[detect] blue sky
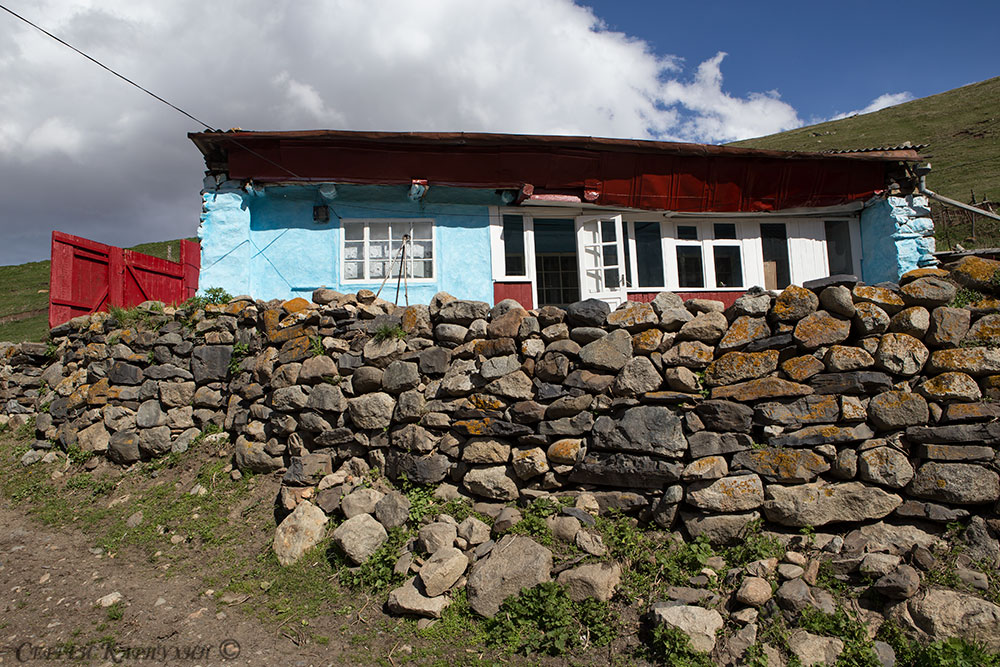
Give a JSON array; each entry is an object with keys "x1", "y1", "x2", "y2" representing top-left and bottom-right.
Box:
[
  {"x1": 0, "y1": 0, "x2": 996, "y2": 264},
  {"x1": 587, "y1": 0, "x2": 999, "y2": 125}
]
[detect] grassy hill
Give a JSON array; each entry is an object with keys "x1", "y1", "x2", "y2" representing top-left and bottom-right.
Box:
[
  {"x1": 731, "y1": 76, "x2": 1000, "y2": 249},
  {"x1": 0, "y1": 238, "x2": 196, "y2": 343}
]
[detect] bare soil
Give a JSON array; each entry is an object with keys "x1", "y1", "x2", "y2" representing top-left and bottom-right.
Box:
[{"x1": 0, "y1": 498, "x2": 359, "y2": 667}]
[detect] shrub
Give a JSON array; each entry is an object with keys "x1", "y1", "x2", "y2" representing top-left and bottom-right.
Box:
[
  {"x1": 645, "y1": 624, "x2": 713, "y2": 666},
  {"x1": 182, "y1": 287, "x2": 232, "y2": 310},
  {"x1": 373, "y1": 324, "x2": 406, "y2": 342},
  {"x1": 228, "y1": 342, "x2": 249, "y2": 375},
  {"x1": 484, "y1": 582, "x2": 615, "y2": 655}
]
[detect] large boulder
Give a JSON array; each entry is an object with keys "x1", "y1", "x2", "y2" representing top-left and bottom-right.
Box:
[
  {"x1": 419, "y1": 547, "x2": 468, "y2": 597},
  {"x1": 686, "y1": 474, "x2": 764, "y2": 512},
  {"x1": 191, "y1": 345, "x2": 233, "y2": 383},
  {"x1": 875, "y1": 334, "x2": 929, "y2": 376},
  {"x1": 388, "y1": 578, "x2": 451, "y2": 619},
  {"x1": 650, "y1": 604, "x2": 725, "y2": 653},
  {"x1": 771, "y1": 285, "x2": 818, "y2": 322},
  {"x1": 703, "y1": 350, "x2": 779, "y2": 387},
  {"x1": 887, "y1": 588, "x2": 1000, "y2": 651},
  {"x1": 346, "y1": 392, "x2": 396, "y2": 429},
  {"x1": 578, "y1": 329, "x2": 633, "y2": 372},
  {"x1": 556, "y1": 562, "x2": 621, "y2": 602},
  {"x1": 858, "y1": 446, "x2": 915, "y2": 489},
  {"x1": 868, "y1": 391, "x2": 929, "y2": 430},
  {"x1": 763, "y1": 481, "x2": 902, "y2": 527},
  {"x1": 793, "y1": 311, "x2": 851, "y2": 349},
  {"x1": 731, "y1": 448, "x2": 829, "y2": 483},
  {"x1": 909, "y1": 462, "x2": 1000, "y2": 504},
  {"x1": 332, "y1": 513, "x2": 388, "y2": 565},
  {"x1": 273, "y1": 501, "x2": 329, "y2": 566},
  {"x1": 466, "y1": 535, "x2": 552, "y2": 617},
  {"x1": 590, "y1": 405, "x2": 686, "y2": 457},
  {"x1": 566, "y1": 299, "x2": 611, "y2": 327},
  {"x1": 787, "y1": 630, "x2": 844, "y2": 666},
  {"x1": 463, "y1": 465, "x2": 519, "y2": 501}
]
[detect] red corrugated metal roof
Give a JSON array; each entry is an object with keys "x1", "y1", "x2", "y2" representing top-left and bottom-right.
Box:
[{"x1": 189, "y1": 130, "x2": 920, "y2": 213}]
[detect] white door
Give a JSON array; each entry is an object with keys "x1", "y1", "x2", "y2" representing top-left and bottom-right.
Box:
[{"x1": 575, "y1": 214, "x2": 627, "y2": 308}]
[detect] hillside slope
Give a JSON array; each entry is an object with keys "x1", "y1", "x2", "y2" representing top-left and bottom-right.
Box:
[
  {"x1": 0, "y1": 238, "x2": 196, "y2": 343},
  {"x1": 732, "y1": 76, "x2": 1000, "y2": 247}
]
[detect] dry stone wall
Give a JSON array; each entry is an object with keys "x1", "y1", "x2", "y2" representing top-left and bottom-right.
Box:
[{"x1": 4, "y1": 256, "x2": 1000, "y2": 546}]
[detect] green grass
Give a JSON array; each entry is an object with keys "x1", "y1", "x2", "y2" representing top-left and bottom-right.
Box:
[
  {"x1": 0, "y1": 237, "x2": 197, "y2": 343},
  {"x1": 730, "y1": 76, "x2": 1000, "y2": 250}
]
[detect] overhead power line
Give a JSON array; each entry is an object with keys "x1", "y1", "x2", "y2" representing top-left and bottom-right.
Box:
[
  {"x1": 0, "y1": 2, "x2": 214, "y2": 131},
  {"x1": 0, "y1": 2, "x2": 308, "y2": 181}
]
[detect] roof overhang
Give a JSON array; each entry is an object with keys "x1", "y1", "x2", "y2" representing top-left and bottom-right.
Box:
[{"x1": 188, "y1": 129, "x2": 922, "y2": 214}]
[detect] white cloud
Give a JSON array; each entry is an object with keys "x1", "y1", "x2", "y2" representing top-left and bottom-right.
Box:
[
  {"x1": 829, "y1": 91, "x2": 913, "y2": 120},
  {"x1": 0, "y1": 0, "x2": 810, "y2": 264},
  {"x1": 661, "y1": 52, "x2": 801, "y2": 143}
]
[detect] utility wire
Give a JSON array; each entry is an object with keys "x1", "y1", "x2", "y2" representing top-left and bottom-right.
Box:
[
  {"x1": 0, "y1": 2, "x2": 308, "y2": 182},
  {"x1": 0, "y1": 2, "x2": 214, "y2": 131}
]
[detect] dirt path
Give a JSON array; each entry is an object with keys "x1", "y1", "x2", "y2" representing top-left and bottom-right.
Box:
[{"x1": 0, "y1": 502, "x2": 351, "y2": 667}]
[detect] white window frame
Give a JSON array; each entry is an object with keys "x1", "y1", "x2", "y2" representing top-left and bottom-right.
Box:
[
  {"x1": 489, "y1": 208, "x2": 536, "y2": 283},
  {"x1": 621, "y1": 217, "x2": 668, "y2": 291},
  {"x1": 340, "y1": 218, "x2": 436, "y2": 284},
  {"x1": 662, "y1": 221, "x2": 753, "y2": 291}
]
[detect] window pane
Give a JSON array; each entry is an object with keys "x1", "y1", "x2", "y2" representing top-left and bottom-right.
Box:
[
  {"x1": 411, "y1": 221, "x2": 432, "y2": 239},
  {"x1": 604, "y1": 268, "x2": 620, "y2": 289},
  {"x1": 343, "y1": 241, "x2": 364, "y2": 261},
  {"x1": 413, "y1": 260, "x2": 433, "y2": 279},
  {"x1": 502, "y1": 215, "x2": 526, "y2": 276},
  {"x1": 411, "y1": 240, "x2": 432, "y2": 259},
  {"x1": 370, "y1": 240, "x2": 389, "y2": 260},
  {"x1": 390, "y1": 224, "x2": 409, "y2": 240},
  {"x1": 602, "y1": 243, "x2": 618, "y2": 268},
  {"x1": 344, "y1": 224, "x2": 363, "y2": 241},
  {"x1": 825, "y1": 220, "x2": 854, "y2": 276},
  {"x1": 676, "y1": 246, "x2": 704, "y2": 287},
  {"x1": 370, "y1": 260, "x2": 388, "y2": 279},
  {"x1": 714, "y1": 223, "x2": 737, "y2": 240},
  {"x1": 344, "y1": 261, "x2": 363, "y2": 280},
  {"x1": 760, "y1": 223, "x2": 791, "y2": 290},
  {"x1": 634, "y1": 221, "x2": 664, "y2": 288},
  {"x1": 370, "y1": 224, "x2": 389, "y2": 240},
  {"x1": 677, "y1": 225, "x2": 698, "y2": 241},
  {"x1": 601, "y1": 219, "x2": 616, "y2": 242},
  {"x1": 713, "y1": 246, "x2": 743, "y2": 288}
]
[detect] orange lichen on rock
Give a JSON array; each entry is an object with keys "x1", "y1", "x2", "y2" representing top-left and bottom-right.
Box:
[
  {"x1": 949, "y1": 255, "x2": 1000, "y2": 292},
  {"x1": 704, "y1": 350, "x2": 779, "y2": 386},
  {"x1": 711, "y1": 377, "x2": 813, "y2": 402},
  {"x1": 781, "y1": 355, "x2": 825, "y2": 382},
  {"x1": 282, "y1": 297, "x2": 311, "y2": 314}
]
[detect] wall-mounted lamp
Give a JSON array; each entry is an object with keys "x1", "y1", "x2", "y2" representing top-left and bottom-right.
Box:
[{"x1": 408, "y1": 179, "x2": 429, "y2": 202}]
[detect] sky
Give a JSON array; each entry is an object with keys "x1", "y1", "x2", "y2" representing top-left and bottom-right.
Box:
[{"x1": 0, "y1": 0, "x2": 997, "y2": 266}]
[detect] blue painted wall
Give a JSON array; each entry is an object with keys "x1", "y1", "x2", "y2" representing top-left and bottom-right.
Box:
[
  {"x1": 860, "y1": 194, "x2": 936, "y2": 284},
  {"x1": 198, "y1": 183, "x2": 496, "y2": 303}
]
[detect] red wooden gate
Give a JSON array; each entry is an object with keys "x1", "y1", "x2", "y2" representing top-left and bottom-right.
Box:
[{"x1": 48, "y1": 231, "x2": 200, "y2": 328}]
